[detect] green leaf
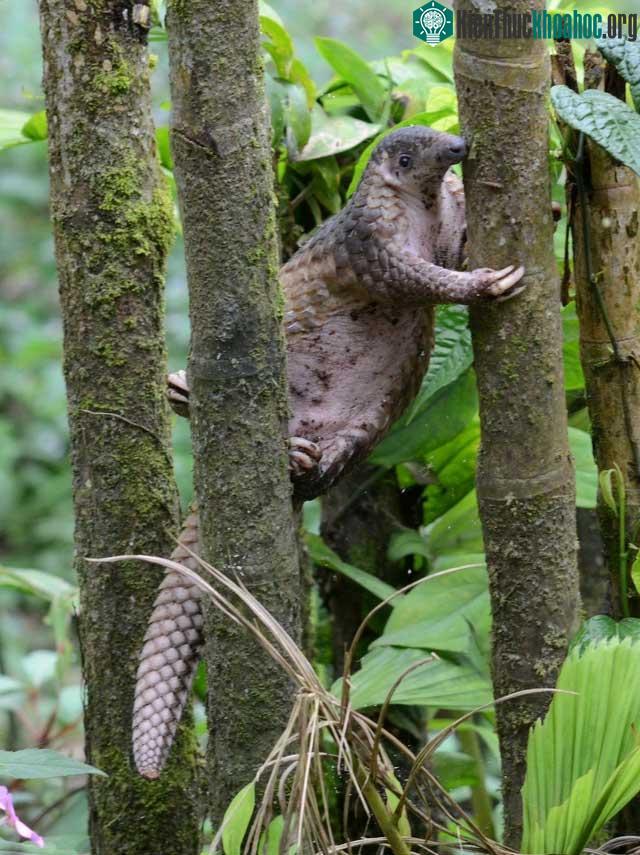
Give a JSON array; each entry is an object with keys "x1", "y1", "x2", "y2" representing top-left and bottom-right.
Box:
[
  {"x1": 568, "y1": 427, "x2": 597, "y2": 509},
  {"x1": 433, "y1": 750, "x2": 480, "y2": 790},
  {"x1": 0, "y1": 567, "x2": 75, "y2": 601},
  {"x1": 222, "y1": 782, "x2": 256, "y2": 855},
  {"x1": 155, "y1": 126, "x2": 173, "y2": 170},
  {"x1": 334, "y1": 646, "x2": 492, "y2": 710},
  {"x1": 372, "y1": 563, "x2": 489, "y2": 654},
  {"x1": 551, "y1": 86, "x2": 640, "y2": 177},
  {"x1": 406, "y1": 306, "x2": 473, "y2": 421},
  {"x1": 306, "y1": 534, "x2": 396, "y2": 601},
  {"x1": 315, "y1": 37, "x2": 387, "y2": 122},
  {"x1": 0, "y1": 676, "x2": 25, "y2": 712},
  {"x1": 571, "y1": 615, "x2": 640, "y2": 653},
  {"x1": 21, "y1": 110, "x2": 47, "y2": 141},
  {"x1": 632, "y1": 552, "x2": 640, "y2": 595},
  {"x1": 387, "y1": 530, "x2": 430, "y2": 562},
  {"x1": 0, "y1": 749, "x2": 106, "y2": 780},
  {"x1": 596, "y1": 35, "x2": 640, "y2": 111},
  {"x1": 404, "y1": 43, "x2": 455, "y2": 84},
  {"x1": 282, "y1": 82, "x2": 311, "y2": 156},
  {"x1": 522, "y1": 638, "x2": 640, "y2": 854},
  {"x1": 425, "y1": 490, "x2": 483, "y2": 558},
  {"x1": 422, "y1": 419, "x2": 480, "y2": 523},
  {"x1": 261, "y1": 16, "x2": 294, "y2": 79},
  {"x1": 0, "y1": 109, "x2": 34, "y2": 151},
  {"x1": 258, "y1": 815, "x2": 285, "y2": 855},
  {"x1": 296, "y1": 106, "x2": 381, "y2": 162},
  {"x1": 562, "y1": 303, "x2": 585, "y2": 392},
  {"x1": 371, "y1": 369, "x2": 478, "y2": 468}
]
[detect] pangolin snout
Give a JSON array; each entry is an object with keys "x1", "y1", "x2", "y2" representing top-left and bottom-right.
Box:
[{"x1": 447, "y1": 137, "x2": 467, "y2": 160}]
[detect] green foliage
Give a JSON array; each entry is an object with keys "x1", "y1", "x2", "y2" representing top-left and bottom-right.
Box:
[
  {"x1": 551, "y1": 86, "x2": 640, "y2": 177},
  {"x1": 371, "y1": 564, "x2": 489, "y2": 655},
  {"x1": 571, "y1": 614, "x2": 640, "y2": 652},
  {"x1": 334, "y1": 645, "x2": 492, "y2": 710},
  {"x1": 306, "y1": 535, "x2": 396, "y2": 601},
  {"x1": 522, "y1": 637, "x2": 640, "y2": 854},
  {"x1": 221, "y1": 781, "x2": 256, "y2": 855},
  {"x1": 315, "y1": 37, "x2": 389, "y2": 123},
  {"x1": 596, "y1": 35, "x2": 640, "y2": 110},
  {"x1": 0, "y1": 749, "x2": 104, "y2": 779}
]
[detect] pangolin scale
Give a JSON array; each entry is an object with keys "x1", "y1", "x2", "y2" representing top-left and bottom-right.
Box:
[{"x1": 132, "y1": 126, "x2": 525, "y2": 778}]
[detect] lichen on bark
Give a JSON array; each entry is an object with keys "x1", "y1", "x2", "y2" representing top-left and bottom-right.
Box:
[
  {"x1": 165, "y1": 0, "x2": 303, "y2": 822},
  {"x1": 38, "y1": 2, "x2": 200, "y2": 852},
  {"x1": 453, "y1": 8, "x2": 580, "y2": 845}
]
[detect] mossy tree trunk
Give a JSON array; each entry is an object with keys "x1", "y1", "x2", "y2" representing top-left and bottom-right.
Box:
[
  {"x1": 38, "y1": 2, "x2": 200, "y2": 853},
  {"x1": 165, "y1": 0, "x2": 303, "y2": 822},
  {"x1": 571, "y1": 52, "x2": 640, "y2": 619},
  {"x1": 453, "y1": 12, "x2": 580, "y2": 846}
]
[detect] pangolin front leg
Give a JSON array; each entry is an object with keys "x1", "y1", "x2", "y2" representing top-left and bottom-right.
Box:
[{"x1": 132, "y1": 373, "x2": 321, "y2": 778}]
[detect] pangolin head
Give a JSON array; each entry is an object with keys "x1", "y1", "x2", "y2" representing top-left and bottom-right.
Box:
[{"x1": 370, "y1": 125, "x2": 467, "y2": 198}]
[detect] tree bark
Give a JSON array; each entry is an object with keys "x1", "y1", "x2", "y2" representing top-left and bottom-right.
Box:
[
  {"x1": 453, "y1": 13, "x2": 580, "y2": 846},
  {"x1": 572, "y1": 52, "x2": 640, "y2": 619},
  {"x1": 38, "y1": 2, "x2": 200, "y2": 852},
  {"x1": 165, "y1": 0, "x2": 303, "y2": 822}
]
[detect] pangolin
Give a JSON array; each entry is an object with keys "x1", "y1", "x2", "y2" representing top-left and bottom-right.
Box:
[{"x1": 132, "y1": 125, "x2": 525, "y2": 778}]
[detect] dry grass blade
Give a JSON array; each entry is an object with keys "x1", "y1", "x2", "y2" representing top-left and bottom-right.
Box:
[{"x1": 91, "y1": 552, "x2": 524, "y2": 855}]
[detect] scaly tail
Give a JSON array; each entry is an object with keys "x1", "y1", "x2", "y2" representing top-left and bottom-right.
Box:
[{"x1": 132, "y1": 507, "x2": 203, "y2": 779}]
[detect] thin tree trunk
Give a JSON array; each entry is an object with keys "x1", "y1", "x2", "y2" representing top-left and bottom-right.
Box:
[
  {"x1": 165, "y1": 0, "x2": 303, "y2": 822},
  {"x1": 453, "y1": 13, "x2": 580, "y2": 846},
  {"x1": 38, "y1": 2, "x2": 200, "y2": 852},
  {"x1": 572, "y1": 52, "x2": 640, "y2": 619}
]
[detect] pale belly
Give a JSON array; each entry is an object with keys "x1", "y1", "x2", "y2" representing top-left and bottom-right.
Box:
[{"x1": 286, "y1": 303, "x2": 434, "y2": 456}]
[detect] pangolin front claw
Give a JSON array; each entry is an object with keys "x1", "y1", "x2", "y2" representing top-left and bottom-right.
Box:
[
  {"x1": 288, "y1": 436, "x2": 322, "y2": 478},
  {"x1": 167, "y1": 369, "x2": 190, "y2": 418}
]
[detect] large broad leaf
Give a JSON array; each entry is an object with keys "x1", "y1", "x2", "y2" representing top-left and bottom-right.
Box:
[
  {"x1": 370, "y1": 369, "x2": 478, "y2": 467},
  {"x1": 405, "y1": 306, "x2": 473, "y2": 421},
  {"x1": 315, "y1": 37, "x2": 387, "y2": 123},
  {"x1": 333, "y1": 646, "x2": 492, "y2": 710},
  {"x1": 222, "y1": 782, "x2": 256, "y2": 855},
  {"x1": 551, "y1": 86, "x2": 640, "y2": 176},
  {"x1": 425, "y1": 489, "x2": 483, "y2": 558},
  {"x1": 296, "y1": 106, "x2": 381, "y2": 162},
  {"x1": 522, "y1": 637, "x2": 640, "y2": 854},
  {"x1": 422, "y1": 418, "x2": 480, "y2": 523},
  {"x1": 372, "y1": 564, "x2": 489, "y2": 654},
  {"x1": 596, "y1": 35, "x2": 640, "y2": 111},
  {"x1": 306, "y1": 534, "x2": 397, "y2": 602},
  {"x1": 0, "y1": 749, "x2": 105, "y2": 780},
  {"x1": 569, "y1": 427, "x2": 597, "y2": 509}
]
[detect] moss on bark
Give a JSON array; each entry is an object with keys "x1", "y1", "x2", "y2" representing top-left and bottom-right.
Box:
[
  {"x1": 165, "y1": 0, "x2": 303, "y2": 823},
  {"x1": 453, "y1": 9, "x2": 580, "y2": 845},
  {"x1": 38, "y1": 2, "x2": 200, "y2": 852}
]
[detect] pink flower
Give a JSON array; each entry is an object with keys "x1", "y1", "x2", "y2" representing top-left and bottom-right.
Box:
[{"x1": 0, "y1": 785, "x2": 44, "y2": 848}]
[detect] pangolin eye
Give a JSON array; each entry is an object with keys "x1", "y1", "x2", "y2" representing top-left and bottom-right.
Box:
[{"x1": 399, "y1": 154, "x2": 412, "y2": 168}]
